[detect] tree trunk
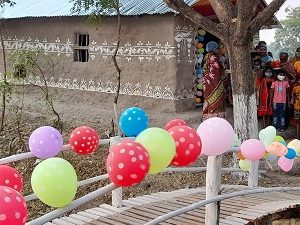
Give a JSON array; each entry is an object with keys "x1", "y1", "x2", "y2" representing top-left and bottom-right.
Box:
[
  {"x1": 227, "y1": 40, "x2": 259, "y2": 187},
  {"x1": 227, "y1": 41, "x2": 259, "y2": 141}
]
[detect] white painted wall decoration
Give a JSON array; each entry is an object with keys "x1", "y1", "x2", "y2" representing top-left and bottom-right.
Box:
[
  {"x1": 174, "y1": 24, "x2": 195, "y2": 64},
  {"x1": 7, "y1": 75, "x2": 194, "y2": 100},
  {"x1": 3, "y1": 37, "x2": 176, "y2": 62}
]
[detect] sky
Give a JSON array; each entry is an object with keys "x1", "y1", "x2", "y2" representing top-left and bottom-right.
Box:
[{"x1": 260, "y1": 0, "x2": 300, "y2": 44}]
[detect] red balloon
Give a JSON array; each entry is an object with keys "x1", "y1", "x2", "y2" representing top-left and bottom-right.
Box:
[
  {"x1": 69, "y1": 126, "x2": 99, "y2": 155},
  {"x1": 168, "y1": 126, "x2": 202, "y2": 167},
  {"x1": 106, "y1": 139, "x2": 150, "y2": 187},
  {"x1": 0, "y1": 166, "x2": 23, "y2": 193},
  {"x1": 165, "y1": 119, "x2": 188, "y2": 131},
  {"x1": 0, "y1": 186, "x2": 28, "y2": 225}
]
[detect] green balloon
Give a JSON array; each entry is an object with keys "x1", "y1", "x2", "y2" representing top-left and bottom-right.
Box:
[
  {"x1": 232, "y1": 133, "x2": 241, "y2": 147},
  {"x1": 196, "y1": 83, "x2": 203, "y2": 89},
  {"x1": 239, "y1": 159, "x2": 250, "y2": 172},
  {"x1": 274, "y1": 135, "x2": 286, "y2": 146},
  {"x1": 198, "y1": 48, "x2": 205, "y2": 54},
  {"x1": 136, "y1": 128, "x2": 176, "y2": 174},
  {"x1": 31, "y1": 158, "x2": 78, "y2": 208}
]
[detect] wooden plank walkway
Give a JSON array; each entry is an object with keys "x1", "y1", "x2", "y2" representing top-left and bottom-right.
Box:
[{"x1": 48, "y1": 186, "x2": 300, "y2": 225}]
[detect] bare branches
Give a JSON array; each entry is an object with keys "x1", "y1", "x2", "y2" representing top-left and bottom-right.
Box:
[
  {"x1": 249, "y1": 0, "x2": 286, "y2": 36},
  {"x1": 164, "y1": 0, "x2": 225, "y2": 39},
  {"x1": 112, "y1": 0, "x2": 122, "y2": 137},
  {"x1": 209, "y1": 0, "x2": 234, "y2": 22}
]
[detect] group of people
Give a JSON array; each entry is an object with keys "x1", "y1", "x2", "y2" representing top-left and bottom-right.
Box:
[
  {"x1": 200, "y1": 40, "x2": 300, "y2": 136},
  {"x1": 254, "y1": 42, "x2": 300, "y2": 134}
]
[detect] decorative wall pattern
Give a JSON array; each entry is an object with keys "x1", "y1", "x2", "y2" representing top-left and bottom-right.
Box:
[
  {"x1": 3, "y1": 37, "x2": 176, "y2": 62},
  {"x1": 174, "y1": 24, "x2": 195, "y2": 64},
  {"x1": 8, "y1": 75, "x2": 194, "y2": 100}
]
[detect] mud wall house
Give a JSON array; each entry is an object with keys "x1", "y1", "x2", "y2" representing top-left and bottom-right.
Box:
[
  {"x1": 0, "y1": 0, "x2": 279, "y2": 113},
  {"x1": 0, "y1": 0, "x2": 200, "y2": 113}
]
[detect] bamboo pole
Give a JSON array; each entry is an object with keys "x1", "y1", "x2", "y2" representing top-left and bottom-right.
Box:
[
  {"x1": 205, "y1": 155, "x2": 222, "y2": 225},
  {"x1": 110, "y1": 136, "x2": 123, "y2": 208}
]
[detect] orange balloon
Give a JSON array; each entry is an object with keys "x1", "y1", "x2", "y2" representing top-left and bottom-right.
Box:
[
  {"x1": 236, "y1": 152, "x2": 245, "y2": 160},
  {"x1": 195, "y1": 98, "x2": 201, "y2": 103},
  {"x1": 197, "y1": 43, "x2": 203, "y2": 49}
]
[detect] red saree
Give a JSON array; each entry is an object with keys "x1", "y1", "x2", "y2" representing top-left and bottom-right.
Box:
[
  {"x1": 202, "y1": 52, "x2": 226, "y2": 120},
  {"x1": 257, "y1": 77, "x2": 274, "y2": 116}
]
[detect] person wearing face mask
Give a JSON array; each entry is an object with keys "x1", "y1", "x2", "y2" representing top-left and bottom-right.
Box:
[
  {"x1": 202, "y1": 41, "x2": 226, "y2": 121},
  {"x1": 258, "y1": 67, "x2": 274, "y2": 127},
  {"x1": 269, "y1": 69, "x2": 290, "y2": 132},
  {"x1": 278, "y1": 52, "x2": 296, "y2": 81}
]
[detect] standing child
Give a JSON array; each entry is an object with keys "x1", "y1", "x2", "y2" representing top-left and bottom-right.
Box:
[
  {"x1": 292, "y1": 79, "x2": 300, "y2": 137},
  {"x1": 258, "y1": 67, "x2": 274, "y2": 127},
  {"x1": 270, "y1": 69, "x2": 290, "y2": 132}
]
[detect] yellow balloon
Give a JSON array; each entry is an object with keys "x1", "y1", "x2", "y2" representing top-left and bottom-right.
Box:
[
  {"x1": 287, "y1": 139, "x2": 300, "y2": 154},
  {"x1": 239, "y1": 160, "x2": 250, "y2": 172},
  {"x1": 135, "y1": 128, "x2": 176, "y2": 174},
  {"x1": 198, "y1": 29, "x2": 206, "y2": 36},
  {"x1": 264, "y1": 152, "x2": 270, "y2": 158}
]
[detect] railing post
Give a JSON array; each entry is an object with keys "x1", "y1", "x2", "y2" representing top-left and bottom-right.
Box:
[
  {"x1": 248, "y1": 161, "x2": 259, "y2": 187},
  {"x1": 110, "y1": 136, "x2": 123, "y2": 208},
  {"x1": 205, "y1": 155, "x2": 222, "y2": 225}
]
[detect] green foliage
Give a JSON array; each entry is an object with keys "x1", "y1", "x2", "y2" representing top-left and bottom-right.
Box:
[
  {"x1": 273, "y1": 6, "x2": 300, "y2": 57},
  {"x1": 0, "y1": 0, "x2": 15, "y2": 8},
  {"x1": 70, "y1": 0, "x2": 118, "y2": 24}
]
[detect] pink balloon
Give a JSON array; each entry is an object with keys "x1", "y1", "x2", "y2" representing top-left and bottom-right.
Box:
[
  {"x1": 241, "y1": 139, "x2": 265, "y2": 161},
  {"x1": 278, "y1": 156, "x2": 294, "y2": 172},
  {"x1": 197, "y1": 117, "x2": 234, "y2": 156}
]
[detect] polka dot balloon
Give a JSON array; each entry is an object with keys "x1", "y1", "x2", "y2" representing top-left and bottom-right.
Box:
[
  {"x1": 29, "y1": 126, "x2": 63, "y2": 159},
  {"x1": 106, "y1": 140, "x2": 150, "y2": 187},
  {"x1": 0, "y1": 186, "x2": 28, "y2": 225},
  {"x1": 69, "y1": 126, "x2": 99, "y2": 155},
  {"x1": 167, "y1": 126, "x2": 202, "y2": 167},
  {"x1": 164, "y1": 119, "x2": 188, "y2": 131},
  {"x1": 119, "y1": 107, "x2": 149, "y2": 137},
  {"x1": 0, "y1": 166, "x2": 23, "y2": 193}
]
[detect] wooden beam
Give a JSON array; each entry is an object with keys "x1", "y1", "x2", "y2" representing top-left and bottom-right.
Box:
[{"x1": 164, "y1": 0, "x2": 226, "y2": 39}]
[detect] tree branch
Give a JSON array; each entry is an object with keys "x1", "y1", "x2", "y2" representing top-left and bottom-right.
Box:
[
  {"x1": 235, "y1": 0, "x2": 260, "y2": 41},
  {"x1": 249, "y1": 0, "x2": 286, "y2": 37},
  {"x1": 164, "y1": 0, "x2": 225, "y2": 39},
  {"x1": 209, "y1": 0, "x2": 234, "y2": 22}
]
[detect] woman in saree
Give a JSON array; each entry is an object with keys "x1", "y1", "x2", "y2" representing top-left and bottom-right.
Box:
[{"x1": 202, "y1": 41, "x2": 226, "y2": 121}]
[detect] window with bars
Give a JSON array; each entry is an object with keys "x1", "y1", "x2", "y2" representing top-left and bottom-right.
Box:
[{"x1": 74, "y1": 33, "x2": 89, "y2": 62}]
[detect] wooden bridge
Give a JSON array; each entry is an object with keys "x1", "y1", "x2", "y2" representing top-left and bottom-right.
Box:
[{"x1": 46, "y1": 186, "x2": 300, "y2": 225}]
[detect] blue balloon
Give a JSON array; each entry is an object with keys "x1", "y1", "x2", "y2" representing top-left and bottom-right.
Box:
[
  {"x1": 197, "y1": 36, "x2": 204, "y2": 42},
  {"x1": 285, "y1": 148, "x2": 296, "y2": 159},
  {"x1": 119, "y1": 107, "x2": 149, "y2": 137}
]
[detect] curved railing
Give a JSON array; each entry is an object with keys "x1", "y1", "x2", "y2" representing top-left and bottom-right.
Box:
[{"x1": 0, "y1": 136, "x2": 281, "y2": 225}]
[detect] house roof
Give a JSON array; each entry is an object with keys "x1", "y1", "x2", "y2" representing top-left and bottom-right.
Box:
[
  {"x1": 1, "y1": 0, "x2": 198, "y2": 19},
  {"x1": 2, "y1": 0, "x2": 280, "y2": 29}
]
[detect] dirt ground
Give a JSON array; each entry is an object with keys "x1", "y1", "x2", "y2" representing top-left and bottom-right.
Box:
[{"x1": 1, "y1": 87, "x2": 300, "y2": 222}]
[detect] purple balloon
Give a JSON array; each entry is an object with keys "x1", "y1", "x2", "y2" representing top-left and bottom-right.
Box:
[{"x1": 29, "y1": 126, "x2": 63, "y2": 159}]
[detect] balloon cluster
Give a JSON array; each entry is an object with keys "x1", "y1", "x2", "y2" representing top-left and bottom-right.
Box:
[
  {"x1": 193, "y1": 29, "x2": 207, "y2": 106},
  {"x1": 236, "y1": 126, "x2": 299, "y2": 172},
  {"x1": 109, "y1": 115, "x2": 237, "y2": 187},
  {"x1": 6, "y1": 125, "x2": 101, "y2": 211},
  {"x1": 0, "y1": 106, "x2": 238, "y2": 221}
]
